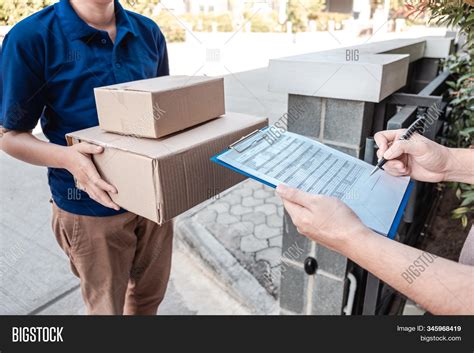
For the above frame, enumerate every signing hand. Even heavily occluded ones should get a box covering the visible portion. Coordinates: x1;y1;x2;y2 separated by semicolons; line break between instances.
374;129;450;183
276;184;367;251
64;142;120;210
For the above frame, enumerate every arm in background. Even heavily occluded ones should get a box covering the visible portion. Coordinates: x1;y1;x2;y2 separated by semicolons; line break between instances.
277;185;473;315
277;132;474;315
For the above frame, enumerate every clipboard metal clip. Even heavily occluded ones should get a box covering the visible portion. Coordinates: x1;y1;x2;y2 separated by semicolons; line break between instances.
229;128;267;153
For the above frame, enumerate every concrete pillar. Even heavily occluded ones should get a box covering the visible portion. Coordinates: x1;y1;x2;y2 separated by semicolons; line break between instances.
280;211;349;315
287;95;375;158
280;95;374;315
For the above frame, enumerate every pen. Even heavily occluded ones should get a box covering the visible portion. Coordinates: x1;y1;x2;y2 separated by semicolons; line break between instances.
370;115;426;176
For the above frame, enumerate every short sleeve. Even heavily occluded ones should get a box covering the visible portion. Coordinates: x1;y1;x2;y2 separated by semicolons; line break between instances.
1;27;46;131
156;29;169;77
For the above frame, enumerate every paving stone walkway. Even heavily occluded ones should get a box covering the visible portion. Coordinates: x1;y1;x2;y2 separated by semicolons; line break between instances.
184;179;284;298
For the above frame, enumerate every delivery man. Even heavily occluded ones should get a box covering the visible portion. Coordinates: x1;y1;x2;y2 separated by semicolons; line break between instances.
1;0;172;315
277;131;474;314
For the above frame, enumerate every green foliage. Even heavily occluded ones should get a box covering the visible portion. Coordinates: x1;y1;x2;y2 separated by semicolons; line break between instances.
444;55;474;148
286;0;330;32
444;54;474;226
452;183;474;227
311;12;351;31
0;0;55;25
0;0;186;43
406;1;474;46
287;0;308;33
243;10;279;33
181;12;234;32
122;0;159;18
306;0;326;21
215;13;233;32
424;0;474;226
153;10;186;43
426;0;474;46
407;1;474;226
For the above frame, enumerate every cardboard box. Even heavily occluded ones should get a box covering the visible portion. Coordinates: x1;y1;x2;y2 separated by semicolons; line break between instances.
67;113;268;224
94;75;225;138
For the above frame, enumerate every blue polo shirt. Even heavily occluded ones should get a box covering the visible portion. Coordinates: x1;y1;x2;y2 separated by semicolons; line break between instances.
1;0;169;217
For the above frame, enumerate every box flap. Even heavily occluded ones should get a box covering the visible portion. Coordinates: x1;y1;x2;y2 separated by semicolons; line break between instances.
97;75;223;93
67;112;268;159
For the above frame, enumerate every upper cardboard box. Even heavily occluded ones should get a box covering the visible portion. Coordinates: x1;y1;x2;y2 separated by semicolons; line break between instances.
94;75;225;138
67;112;268;224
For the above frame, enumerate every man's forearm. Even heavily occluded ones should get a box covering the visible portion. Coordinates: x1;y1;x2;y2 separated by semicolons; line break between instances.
341;229;474;315
445;148;474;184
2;131;70;169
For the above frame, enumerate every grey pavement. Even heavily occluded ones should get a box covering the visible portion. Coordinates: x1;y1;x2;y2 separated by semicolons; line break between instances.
177;180;284;300
0;147;78;315
169;68;287;313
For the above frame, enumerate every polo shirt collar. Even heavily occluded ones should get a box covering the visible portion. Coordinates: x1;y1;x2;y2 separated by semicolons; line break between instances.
56;0;138;41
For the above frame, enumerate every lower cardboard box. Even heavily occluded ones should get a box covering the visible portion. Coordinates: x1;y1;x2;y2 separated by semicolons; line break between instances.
66;112;268;224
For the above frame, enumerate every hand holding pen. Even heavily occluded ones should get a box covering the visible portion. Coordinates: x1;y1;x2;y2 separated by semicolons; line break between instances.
372;123;453;183
370;116;426;176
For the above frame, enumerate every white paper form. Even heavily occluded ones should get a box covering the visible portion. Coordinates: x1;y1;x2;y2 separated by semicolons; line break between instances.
217;131;410;236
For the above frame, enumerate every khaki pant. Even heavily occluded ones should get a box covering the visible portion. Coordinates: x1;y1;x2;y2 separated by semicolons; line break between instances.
51;203;173;315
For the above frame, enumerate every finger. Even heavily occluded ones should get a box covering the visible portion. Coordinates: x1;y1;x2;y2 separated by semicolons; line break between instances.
88;185;120;210
83;162;117;194
383;167;407;177
383;161;408;176
79;156;119;195
385;160;406;170
281;199;313;234
376;148;383;160
276;184;313;208
376;141;393;159
75;142;104;155
281;198;306;222
374;129;405;158
91;177;117;194
383;138;418;160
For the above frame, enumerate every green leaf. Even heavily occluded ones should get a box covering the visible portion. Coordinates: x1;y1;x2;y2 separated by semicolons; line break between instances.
453;207;469;215
461;190;474;198
446;81;457;89
452;212;464;219
461;196;474;207
461;127;474;134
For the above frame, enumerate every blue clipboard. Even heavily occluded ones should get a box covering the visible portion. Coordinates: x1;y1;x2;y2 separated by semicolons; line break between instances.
211;136;414;239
